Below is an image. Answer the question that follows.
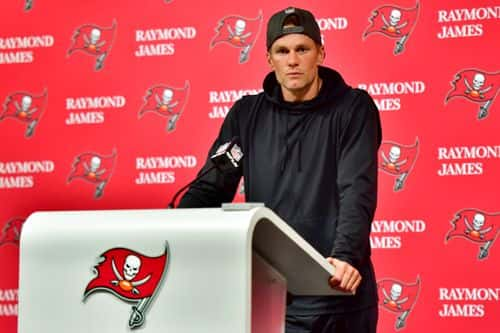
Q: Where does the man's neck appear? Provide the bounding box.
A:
[282,77,323,103]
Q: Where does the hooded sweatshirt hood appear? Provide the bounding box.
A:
[261,66,351,172]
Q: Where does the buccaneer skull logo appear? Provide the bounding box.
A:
[445,208,499,260]
[210,11,263,63]
[84,245,169,328]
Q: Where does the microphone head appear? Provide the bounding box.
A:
[210,137,243,172]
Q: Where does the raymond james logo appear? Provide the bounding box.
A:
[445,208,499,260]
[0,289,18,317]
[0,160,55,189]
[438,287,499,317]
[370,218,426,249]
[84,245,168,329]
[67,21,117,71]
[317,16,349,31]
[0,89,47,137]
[67,150,117,199]
[363,1,420,55]
[134,25,196,57]
[445,69,500,120]
[135,155,197,185]
[65,95,126,125]
[358,80,425,112]
[437,6,499,39]
[139,81,190,132]
[0,217,25,247]
[208,88,261,119]
[0,34,54,64]
[377,276,421,330]
[316,16,349,44]
[378,138,419,191]
[437,145,499,176]
[210,11,263,64]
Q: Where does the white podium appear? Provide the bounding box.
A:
[19,206,347,333]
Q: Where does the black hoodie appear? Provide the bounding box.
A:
[179,66,382,314]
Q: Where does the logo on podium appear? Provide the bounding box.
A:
[84,245,169,328]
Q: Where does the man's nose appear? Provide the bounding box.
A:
[287,51,299,66]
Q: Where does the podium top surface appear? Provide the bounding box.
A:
[22,206,346,296]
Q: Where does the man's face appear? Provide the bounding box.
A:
[267,33,324,102]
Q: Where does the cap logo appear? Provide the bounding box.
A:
[282,26,304,34]
[285,8,295,14]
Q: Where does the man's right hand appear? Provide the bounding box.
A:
[326,257,362,293]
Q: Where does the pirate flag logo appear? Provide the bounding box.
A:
[379,138,419,191]
[445,209,500,260]
[84,245,169,329]
[24,0,33,11]
[67,150,117,199]
[0,89,48,138]
[0,217,25,247]
[210,11,263,63]
[139,81,190,132]
[445,69,500,120]
[378,277,421,330]
[67,20,117,71]
[363,1,420,55]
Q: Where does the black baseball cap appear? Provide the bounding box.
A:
[266,7,322,50]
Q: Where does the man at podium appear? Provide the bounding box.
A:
[178,6,381,333]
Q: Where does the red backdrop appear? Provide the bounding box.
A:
[1,0,499,331]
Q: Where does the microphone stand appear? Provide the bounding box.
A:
[167,165,216,209]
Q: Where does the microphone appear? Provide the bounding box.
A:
[167,137,243,208]
[210,136,244,171]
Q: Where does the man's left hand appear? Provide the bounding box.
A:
[326,257,361,293]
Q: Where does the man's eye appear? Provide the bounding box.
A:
[297,47,307,53]
[276,49,288,54]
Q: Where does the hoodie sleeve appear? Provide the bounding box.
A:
[177,100,243,208]
[331,90,382,268]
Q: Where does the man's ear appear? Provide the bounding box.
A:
[266,52,274,69]
[318,45,325,64]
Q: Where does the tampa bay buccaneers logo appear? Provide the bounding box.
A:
[379,138,419,191]
[0,217,25,247]
[445,69,500,120]
[67,20,117,71]
[139,81,190,132]
[67,150,117,199]
[210,11,263,64]
[24,0,33,11]
[378,277,421,330]
[363,1,420,55]
[0,89,48,138]
[445,209,499,260]
[84,245,169,329]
